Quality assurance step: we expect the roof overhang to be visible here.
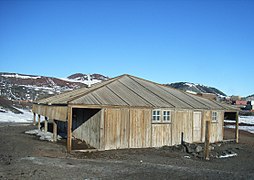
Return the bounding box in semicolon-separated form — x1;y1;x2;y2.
32;103;68;122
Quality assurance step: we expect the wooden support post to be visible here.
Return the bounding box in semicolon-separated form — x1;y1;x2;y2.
204;121;211;160
67;106;73;153
53;120;57;142
44;117;48;133
37;115;41;130
33;113;36;125
235;112;239;143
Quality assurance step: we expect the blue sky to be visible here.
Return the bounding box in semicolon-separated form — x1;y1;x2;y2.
0;0;253;96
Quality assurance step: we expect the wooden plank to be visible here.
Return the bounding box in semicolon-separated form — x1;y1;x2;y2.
67;106;72;153
119;108;129;149
44;117;48;133
201;110;211;142
53;120;57;142
204;121;211;160
235;112;239;143
152;124;171;147
172;110;192;145
129;109;151;148
100;108;105;150
193;112;202;142
143;109;152;147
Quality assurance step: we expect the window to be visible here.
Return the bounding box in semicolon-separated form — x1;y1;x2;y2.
163;111;171;122
152;110;171;123
212;111;218;122
152;110;160;122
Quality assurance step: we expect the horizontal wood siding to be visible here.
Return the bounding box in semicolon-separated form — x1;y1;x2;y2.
152;124;171;147
172;110;193;145
72;108;101;149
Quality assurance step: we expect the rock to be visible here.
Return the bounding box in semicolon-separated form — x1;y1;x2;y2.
209;146;214;150
195;145;203;153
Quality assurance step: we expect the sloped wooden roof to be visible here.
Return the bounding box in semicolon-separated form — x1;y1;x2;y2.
35;74;237;110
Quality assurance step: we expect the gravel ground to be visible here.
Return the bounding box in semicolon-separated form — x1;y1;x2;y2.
0;123;254;180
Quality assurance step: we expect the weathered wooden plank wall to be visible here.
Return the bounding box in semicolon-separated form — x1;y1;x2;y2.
103;108;151;150
72;108;101;149
152;124;171;147
32;104;67;121
210;111;224;143
172;110;193;145
129;109;151;148
202;110;224;143
193;111;202;142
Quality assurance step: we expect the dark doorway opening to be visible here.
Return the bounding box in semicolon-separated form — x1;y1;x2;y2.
224;112;238;141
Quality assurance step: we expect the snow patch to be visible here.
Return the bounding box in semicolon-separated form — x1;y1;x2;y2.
219;153;237;158
0;108;33;123
225;125;254;134
25;129;61;142
1;74;41;79
224;116;254;125
186;90;197;95
184;83;194;87
224;116;254;134
60;78;101;86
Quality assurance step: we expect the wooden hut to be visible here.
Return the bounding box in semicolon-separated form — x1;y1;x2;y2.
32;74;238;152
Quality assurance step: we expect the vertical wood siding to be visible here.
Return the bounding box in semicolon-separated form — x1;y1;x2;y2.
172;110;193;145
104;108;151;150
193;111;202;142
202;110;224;143
151;124;171;147
72;108;101;149
129;109;151;148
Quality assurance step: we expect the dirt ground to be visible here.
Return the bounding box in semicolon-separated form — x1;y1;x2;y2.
0;123;254;180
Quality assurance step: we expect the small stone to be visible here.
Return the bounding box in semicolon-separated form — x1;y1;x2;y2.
195;145;203;153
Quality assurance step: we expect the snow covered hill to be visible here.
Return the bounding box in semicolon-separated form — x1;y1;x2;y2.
0;72;109;102
166;82;227;97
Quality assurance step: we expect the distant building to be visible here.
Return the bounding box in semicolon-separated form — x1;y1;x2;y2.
231;96;241;101
235;100;247;106
197;93;217;101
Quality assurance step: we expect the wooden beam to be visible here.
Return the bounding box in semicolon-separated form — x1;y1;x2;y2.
204;121;211;160
67;106;73;153
44;117;48;133
235;112;239;143
33;113;36;125
53;120;57;142
99;109;105;150
37;115;41;130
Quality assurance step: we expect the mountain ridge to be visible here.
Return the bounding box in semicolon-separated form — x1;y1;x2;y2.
0;72;108;102
166;82;227;97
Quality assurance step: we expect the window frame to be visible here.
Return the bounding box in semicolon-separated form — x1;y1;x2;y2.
152;110;161;122
152;109;172;123
162;110;171;122
212;111;218;122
